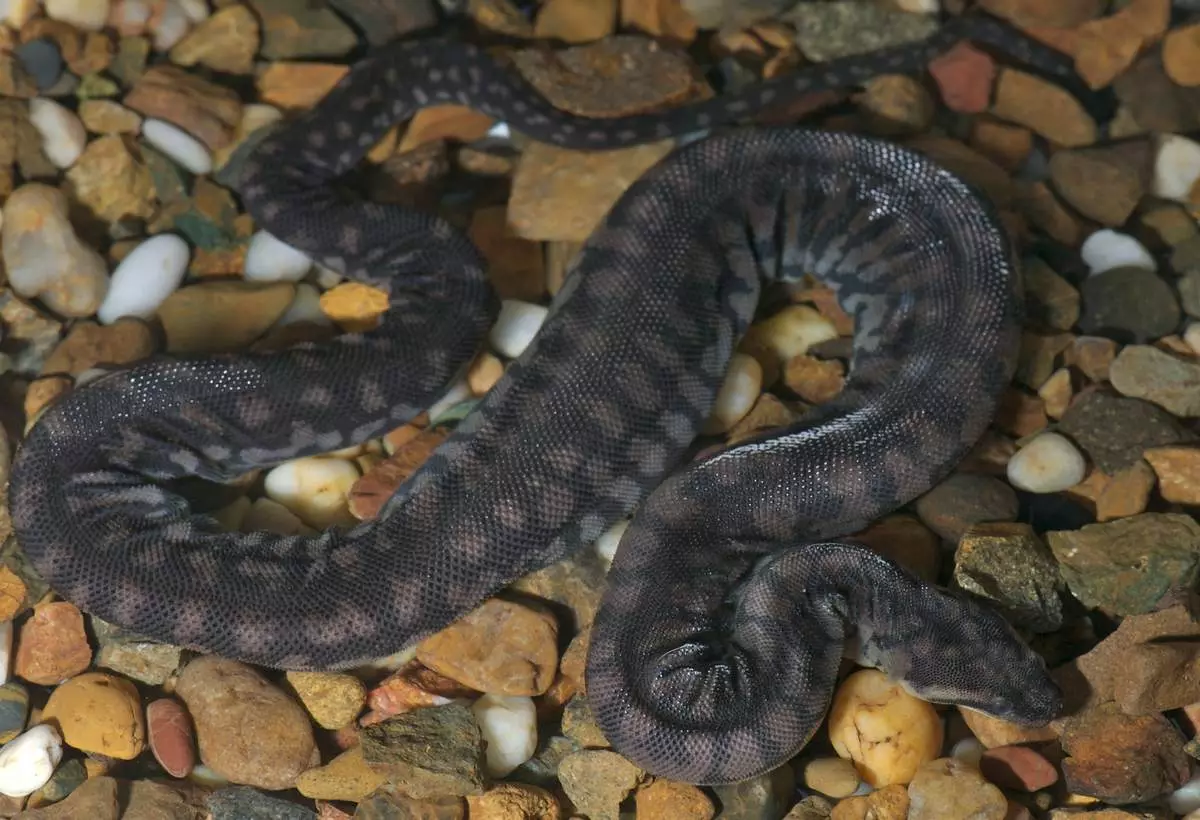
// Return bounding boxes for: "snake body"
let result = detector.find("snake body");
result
[9,11,1107,783]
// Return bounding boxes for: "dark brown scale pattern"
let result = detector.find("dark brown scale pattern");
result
[10,12,1108,784]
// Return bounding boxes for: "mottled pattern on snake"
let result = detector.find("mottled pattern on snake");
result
[10,12,1111,783]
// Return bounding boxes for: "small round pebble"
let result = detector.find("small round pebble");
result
[1080,229,1156,275]
[1154,134,1200,205]
[147,698,195,778]
[593,519,628,564]
[1187,322,1200,355]
[15,39,63,91]
[41,672,145,759]
[96,233,190,325]
[827,668,943,787]
[801,756,860,798]
[471,693,538,777]
[244,230,313,283]
[702,352,763,434]
[28,98,86,169]
[979,745,1059,791]
[489,299,548,359]
[1006,431,1087,493]
[0,724,62,798]
[142,117,213,174]
[263,456,360,530]
[951,736,984,767]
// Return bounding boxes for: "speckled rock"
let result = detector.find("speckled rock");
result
[914,472,1019,543]
[1046,513,1200,616]
[175,656,316,791]
[285,671,366,730]
[295,746,386,803]
[122,780,205,820]
[14,601,91,686]
[953,522,1063,632]
[353,789,464,819]
[465,783,562,820]
[907,758,1007,819]
[1057,390,1195,474]
[358,703,486,799]
[633,778,713,819]
[557,750,642,820]
[1059,702,1190,803]
[13,775,118,820]
[784,0,937,62]
[830,784,907,819]
[40,672,145,759]
[206,786,318,820]
[62,133,156,224]
[710,767,796,820]
[1109,344,1200,417]
[1079,266,1182,343]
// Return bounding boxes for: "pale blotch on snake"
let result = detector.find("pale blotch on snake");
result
[8,10,1110,784]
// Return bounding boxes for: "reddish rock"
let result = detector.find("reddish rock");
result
[928,42,996,114]
[14,601,92,685]
[1059,702,1189,803]
[979,746,1059,792]
[147,698,196,778]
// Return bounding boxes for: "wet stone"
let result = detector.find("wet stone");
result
[710,767,796,820]
[0,683,30,744]
[557,750,642,820]
[207,786,318,820]
[914,472,1020,544]
[247,0,357,59]
[1022,257,1080,332]
[1059,702,1190,803]
[953,522,1064,632]
[784,0,938,62]
[352,789,464,819]
[1078,266,1182,344]
[122,780,205,820]
[1057,390,1195,474]
[13,775,118,820]
[1109,344,1200,417]
[1046,512,1200,616]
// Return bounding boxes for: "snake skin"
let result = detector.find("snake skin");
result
[10,12,1105,784]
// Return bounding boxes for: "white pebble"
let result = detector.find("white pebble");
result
[142,118,212,174]
[109,0,151,31]
[489,299,548,359]
[96,233,190,324]
[1185,322,1200,356]
[1154,134,1200,204]
[470,694,537,778]
[1006,431,1087,493]
[273,283,331,329]
[950,737,983,767]
[702,352,762,434]
[1080,229,1156,275]
[150,0,191,49]
[244,230,312,282]
[425,377,472,427]
[0,724,63,798]
[1172,774,1200,815]
[27,99,86,169]
[593,519,629,564]
[176,0,207,23]
[0,621,11,686]
[263,457,360,530]
[1,0,38,27]
[313,263,344,288]
[746,305,838,362]
[44,0,108,29]
[893,0,939,11]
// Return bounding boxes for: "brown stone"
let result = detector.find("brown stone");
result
[1164,22,1200,86]
[783,355,844,404]
[41,672,146,760]
[124,64,242,151]
[467,205,546,302]
[1048,141,1151,227]
[928,41,995,114]
[1096,459,1155,521]
[255,62,348,110]
[41,319,155,376]
[977,0,1105,28]
[1144,445,1200,505]
[978,746,1058,792]
[466,783,563,819]
[830,784,908,820]
[348,426,450,521]
[1059,702,1189,802]
[168,4,259,74]
[416,598,560,696]
[146,698,196,778]
[14,601,91,685]
[534,0,616,43]
[969,119,1033,172]
[396,105,495,154]
[991,68,1097,148]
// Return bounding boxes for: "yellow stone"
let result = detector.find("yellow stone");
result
[42,672,145,759]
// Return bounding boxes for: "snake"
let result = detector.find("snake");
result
[8,8,1112,785]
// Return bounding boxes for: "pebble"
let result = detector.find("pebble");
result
[0,623,11,687]
[294,746,385,803]
[0,724,61,798]
[467,783,562,820]
[1173,775,1200,816]
[470,693,538,777]
[175,656,316,791]
[1048,142,1150,227]
[907,758,1008,819]
[1006,431,1088,493]
[14,601,91,686]
[284,671,365,730]
[1079,265,1181,343]
[44,0,109,29]
[827,668,943,787]
[634,778,714,820]
[703,353,762,434]
[0,683,27,744]
[1164,22,1200,86]
[15,39,63,91]
[358,702,485,799]
[416,597,559,696]
[801,756,860,798]
[489,299,548,359]
[64,134,156,226]
[207,785,319,820]
[95,233,190,325]
[1,183,109,317]
[914,472,1019,543]
[1144,445,1200,504]
[557,749,642,820]
[1058,390,1194,474]
[142,117,213,174]
[157,280,295,354]
[146,698,195,778]
[263,456,360,530]
[991,68,1096,148]
[26,98,85,169]
[953,522,1064,632]
[274,283,330,330]
[244,230,313,282]
[979,745,1059,791]
[1153,133,1200,203]
[830,784,907,820]
[1080,229,1156,275]
[1110,344,1200,417]
[40,672,145,759]
[1059,702,1190,803]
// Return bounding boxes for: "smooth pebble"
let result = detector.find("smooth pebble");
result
[802,756,860,798]
[0,724,62,798]
[702,352,762,434]
[0,622,10,687]
[950,737,984,767]
[1006,431,1087,493]
[142,118,212,174]
[43,0,108,29]
[1186,322,1200,356]
[273,283,331,329]
[426,376,472,425]
[150,0,192,50]
[28,98,86,169]
[1172,774,1200,815]
[1080,229,1156,275]
[489,299,547,359]
[593,519,628,564]
[1154,134,1200,204]
[263,457,360,530]
[470,693,537,778]
[96,233,190,324]
[244,231,312,282]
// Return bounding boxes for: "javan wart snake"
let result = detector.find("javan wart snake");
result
[9,9,1112,784]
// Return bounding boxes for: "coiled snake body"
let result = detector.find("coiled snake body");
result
[10,11,1106,784]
